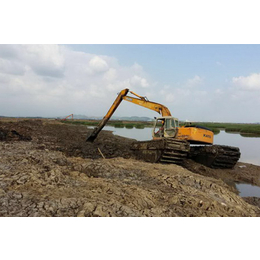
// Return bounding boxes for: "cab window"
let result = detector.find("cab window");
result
[165,118,176,129]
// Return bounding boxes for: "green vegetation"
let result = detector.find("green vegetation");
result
[62,120,99,126]
[61,120,260,136]
[114,123,124,128]
[240,133,260,138]
[211,128,220,135]
[61,119,152,129]
[125,124,134,129]
[135,124,145,129]
[190,122,260,136]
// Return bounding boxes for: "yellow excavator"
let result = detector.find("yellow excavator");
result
[87,89,240,168]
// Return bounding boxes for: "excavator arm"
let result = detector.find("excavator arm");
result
[62,114,74,120]
[86,89,129,142]
[86,88,171,142]
[122,91,171,117]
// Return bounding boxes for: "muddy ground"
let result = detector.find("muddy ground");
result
[0,119,260,217]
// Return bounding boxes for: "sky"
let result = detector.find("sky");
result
[0,44,260,123]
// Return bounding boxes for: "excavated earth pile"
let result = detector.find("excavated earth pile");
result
[0,119,260,217]
[0,124,32,142]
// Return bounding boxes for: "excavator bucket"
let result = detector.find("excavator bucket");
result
[86,119,107,142]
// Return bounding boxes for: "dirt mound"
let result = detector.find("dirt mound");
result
[1,119,260,217]
[19,120,136,159]
[183,159,260,188]
[0,127,32,141]
[243,197,260,208]
[0,141,259,217]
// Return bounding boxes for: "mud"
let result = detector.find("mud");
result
[1,119,260,217]
[0,125,32,141]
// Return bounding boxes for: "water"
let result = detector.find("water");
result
[102,126,260,166]
[103,126,153,141]
[236,183,260,197]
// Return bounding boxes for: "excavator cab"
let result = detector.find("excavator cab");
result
[153,116,179,139]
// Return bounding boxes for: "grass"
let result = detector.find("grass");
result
[62,120,99,126]
[240,133,260,137]
[190,122,260,135]
[135,124,145,129]
[211,128,220,135]
[114,123,124,128]
[125,124,134,129]
[61,120,260,136]
[61,119,152,129]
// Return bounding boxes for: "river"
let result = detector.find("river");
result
[102,126,260,166]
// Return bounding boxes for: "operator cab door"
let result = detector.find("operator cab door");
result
[152,117,179,139]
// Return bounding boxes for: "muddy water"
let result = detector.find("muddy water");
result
[102,126,260,166]
[236,183,260,197]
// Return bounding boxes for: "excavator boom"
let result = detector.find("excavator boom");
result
[86,88,171,142]
[122,96,171,117]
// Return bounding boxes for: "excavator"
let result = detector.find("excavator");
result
[86,89,240,168]
[61,114,74,121]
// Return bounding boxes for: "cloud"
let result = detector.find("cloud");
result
[157,76,209,120]
[0,45,66,78]
[165,93,175,102]
[0,45,20,59]
[0,45,151,117]
[214,88,224,95]
[130,75,149,88]
[232,73,260,91]
[88,56,109,74]
[22,45,65,78]
[186,75,203,88]
[159,76,204,104]
[103,68,117,81]
[131,62,143,72]
[0,58,26,75]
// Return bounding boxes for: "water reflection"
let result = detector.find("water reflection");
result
[103,126,152,141]
[102,127,260,166]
